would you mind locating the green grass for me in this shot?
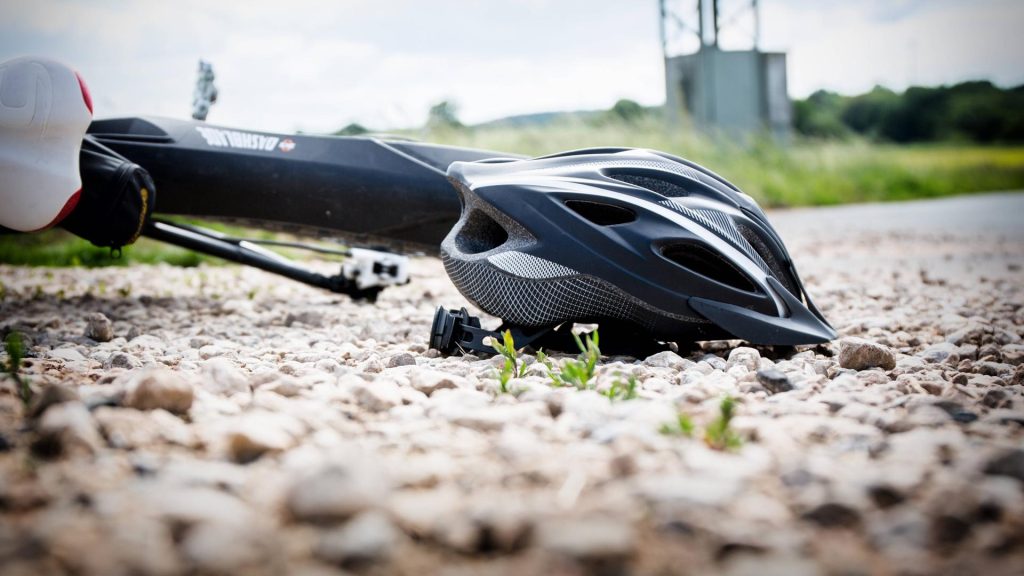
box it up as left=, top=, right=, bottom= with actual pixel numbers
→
left=704, top=396, right=742, bottom=451
left=0, top=219, right=339, bottom=268
left=422, top=116, right=1024, bottom=207
left=660, top=396, right=742, bottom=452
left=541, top=331, right=602, bottom=390
left=490, top=329, right=528, bottom=394
left=0, top=229, right=208, bottom=267
left=4, top=332, right=30, bottom=405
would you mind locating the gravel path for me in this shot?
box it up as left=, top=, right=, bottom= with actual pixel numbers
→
left=1, top=193, right=1022, bottom=576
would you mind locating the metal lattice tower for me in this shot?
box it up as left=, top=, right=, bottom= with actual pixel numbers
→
left=658, top=0, right=761, bottom=59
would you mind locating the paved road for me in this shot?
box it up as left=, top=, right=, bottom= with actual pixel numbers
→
left=770, top=191, right=1024, bottom=240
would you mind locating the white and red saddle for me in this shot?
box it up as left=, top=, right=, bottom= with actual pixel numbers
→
left=0, top=56, right=93, bottom=231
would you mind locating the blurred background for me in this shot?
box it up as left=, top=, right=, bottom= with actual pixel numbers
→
left=2, top=0, right=1023, bottom=265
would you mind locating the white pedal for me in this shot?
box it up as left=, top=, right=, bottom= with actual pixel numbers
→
left=0, top=57, right=93, bottom=231
left=343, top=248, right=410, bottom=290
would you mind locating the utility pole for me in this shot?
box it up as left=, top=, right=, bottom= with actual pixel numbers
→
left=697, top=0, right=705, bottom=46
left=752, top=0, right=760, bottom=49
left=711, top=0, right=720, bottom=48
left=658, top=0, right=668, bottom=63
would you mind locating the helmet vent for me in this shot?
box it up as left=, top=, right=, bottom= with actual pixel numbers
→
left=455, top=209, right=509, bottom=254
left=607, top=172, right=690, bottom=198
left=660, top=243, right=756, bottom=292
left=735, top=223, right=798, bottom=296
left=565, top=200, right=636, bottom=226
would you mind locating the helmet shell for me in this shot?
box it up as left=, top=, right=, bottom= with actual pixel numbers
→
left=440, top=148, right=835, bottom=345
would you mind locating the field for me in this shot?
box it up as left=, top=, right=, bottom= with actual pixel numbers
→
left=423, top=116, right=1024, bottom=206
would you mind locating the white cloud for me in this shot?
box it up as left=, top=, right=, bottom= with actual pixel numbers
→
left=759, top=0, right=1024, bottom=96
left=1, top=0, right=1021, bottom=133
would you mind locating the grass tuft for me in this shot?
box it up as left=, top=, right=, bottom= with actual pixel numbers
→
left=660, top=413, right=695, bottom=437
left=4, top=332, right=31, bottom=405
left=489, top=329, right=527, bottom=394
left=704, top=396, right=742, bottom=451
left=660, top=396, right=742, bottom=451
left=544, top=331, right=601, bottom=390
left=603, top=374, right=639, bottom=402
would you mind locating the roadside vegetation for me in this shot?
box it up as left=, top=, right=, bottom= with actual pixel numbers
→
left=420, top=90, right=1024, bottom=207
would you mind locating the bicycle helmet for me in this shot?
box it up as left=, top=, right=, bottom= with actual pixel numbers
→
left=431, top=147, right=835, bottom=355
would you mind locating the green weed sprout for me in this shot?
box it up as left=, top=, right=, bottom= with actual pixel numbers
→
left=546, top=331, right=602, bottom=389
left=490, top=329, right=527, bottom=394
left=4, top=332, right=31, bottom=405
left=704, top=396, right=742, bottom=451
left=660, top=413, right=695, bottom=437
left=604, top=373, right=639, bottom=401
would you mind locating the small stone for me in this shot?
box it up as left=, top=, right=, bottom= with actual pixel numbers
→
left=285, top=310, right=324, bottom=327
left=801, top=502, right=861, bottom=528
left=49, top=347, right=86, bottom=362
left=201, top=357, right=251, bottom=396
left=124, top=369, right=194, bottom=414
left=535, top=517, right=635, bottom=563
left=180, top=521, right=278, bottom=575
left=1001, top=344, right=1024, bottom=365
left=315, top=511, right=397, bottom=566
left=287, top=463, right=388, bottom=524
left=699, top=354, right=728, bottom=371
left=84, top=312, right=114, bottom=342
left=103, top=352, right=141, bottom=370
left=838, top=338, right=896, bottom=371
left=984, top=449, right=1024, bottom=482
left=198, top=345, right=229, bottom=360
left=930, top=514, right=971, bottom=547
left=643, top=350, right=690, bottom=370
left=945, top=324, right=986, bottom=346
left=94, top=407, right=194, bottom=449
left=756, top=369, right=793, bottom=394
left=386, top=353, right=417, bottom=368
left=409, top=370, right=464, bottom=396
left=954, top=344, right=978, bottom=360
left=225, top=412, right=301, bottom=463
left=726, top=347, right=761, bottom=372
left=975, top=361, right=1013, bottom=377
left=981, top=388, right=1009, bottom=409
left=27, top=384, right=79, bottom=419
left=33, top=402, right=103, bottom=457
left=919, top=342, right=957, bottom=364
left=345, top=377, right=402, bottom=412
left=262, top=375, right=303, bottom=398
left=867, top=484, right=905, bottom=508
left=126, top=325, right=143, bottom=340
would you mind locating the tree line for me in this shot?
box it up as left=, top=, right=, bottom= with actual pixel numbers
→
left=793, top=81, right=1024, bottom=143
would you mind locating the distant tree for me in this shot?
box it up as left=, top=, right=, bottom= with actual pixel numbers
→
left=793, top=90, right=848, bottom=138
left=336, top=123, right=369, bottom=136
left=427, top=100, right=463, bottom=129
left=841, top=86, right=898, bottom=136
left=880, top=86, right=947, bottom=142
left=608, top=99, right=646, bottom=123
left=792, top=81, right=1024, bottom=143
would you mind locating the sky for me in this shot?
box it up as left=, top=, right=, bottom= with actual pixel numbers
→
left=2, top=0, right=1022, bottom=133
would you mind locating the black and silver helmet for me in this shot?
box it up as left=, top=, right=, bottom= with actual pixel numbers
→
left=432, top=147, right=835, bottom=355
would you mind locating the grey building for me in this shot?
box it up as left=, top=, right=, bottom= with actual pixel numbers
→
left=660, top=0, right=791, bottom=137
left=665, top=47, right=791, bottom=138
